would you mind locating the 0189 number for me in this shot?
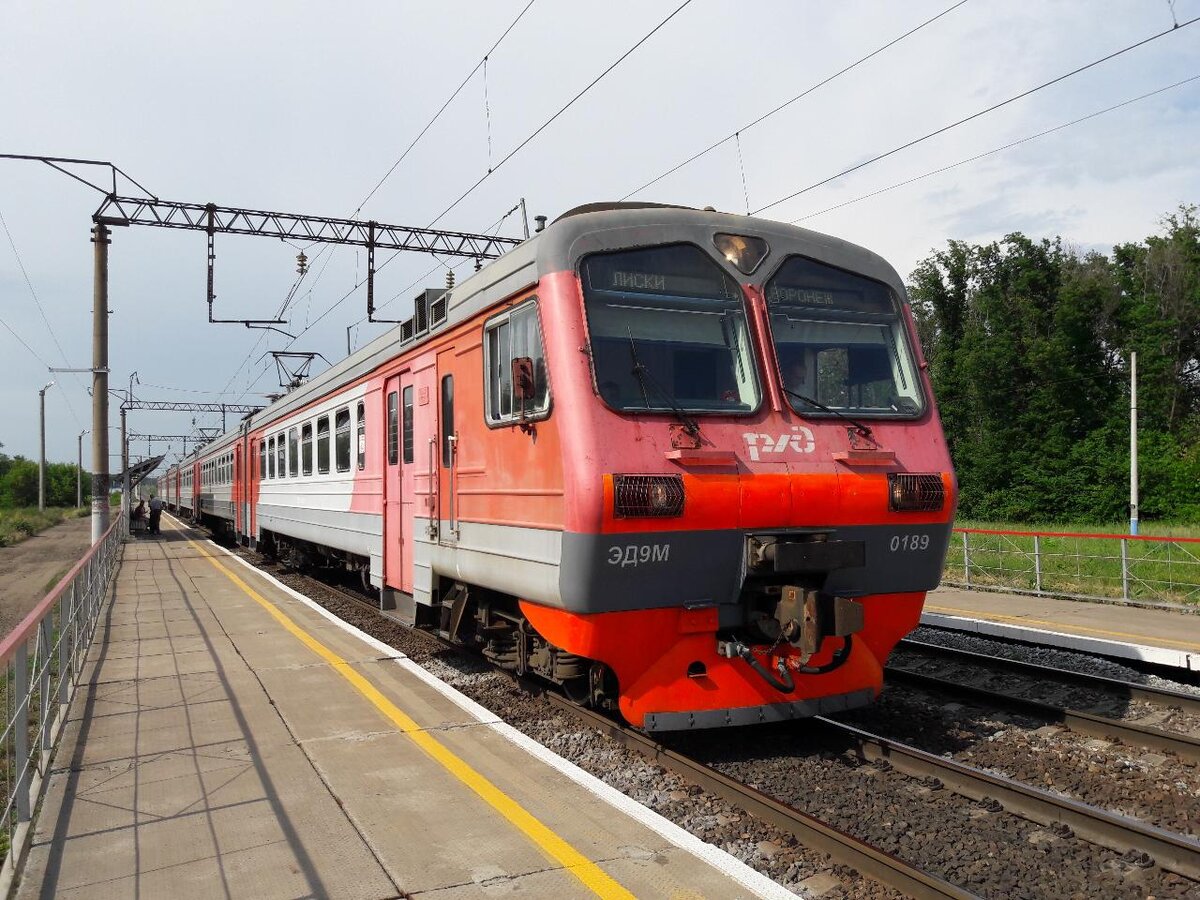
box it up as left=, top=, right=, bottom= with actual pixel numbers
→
left=889, top=533, right=930, bottom=552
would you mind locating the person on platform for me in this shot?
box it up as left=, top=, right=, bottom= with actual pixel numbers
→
left=148, top=494, right=164, bottom=535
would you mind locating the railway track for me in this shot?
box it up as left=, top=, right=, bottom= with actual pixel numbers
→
left=897, top=638, right=1200, bottom=716
left=545, top=693, right=976, bottom=900
left=886, top=650, right=1200, bottom=764
left=811, top=716, right=1200, bottom=881
left=264, top=561, right=1200, bottom=895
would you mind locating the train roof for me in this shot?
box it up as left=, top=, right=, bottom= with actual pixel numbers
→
left=171, top=203, right=906, bottom=461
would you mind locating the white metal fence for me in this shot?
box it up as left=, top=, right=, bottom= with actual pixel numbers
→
left=943, top=528, right=1200, bottom=607
left=0, top=517, right=123, bottom=891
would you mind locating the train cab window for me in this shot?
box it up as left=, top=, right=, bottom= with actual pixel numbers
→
left=259, top=441, right=266, bottom=479
left=356, top=401, right=366, bottom=470
left=441, top=375, right=454, bottom=466
left=276, top=435, right=285, bottom=480
left=483, top=300, right=550, bottom=425
left=580, top=245, right=761, bottom=414
left=317, top=416, right=330, bottom=474
left=267, top=438, right=275, bottom=479
left=402, top=386, right=414, bottom=464
left=302, top=423, right=313, bottom=475
left=765, top=256, right=924, bottom=417
left=288, top=428, right=299, bottom=477
left=387, top=392, right=398, bottom=466
left=335, top=408, right=351, bottom=473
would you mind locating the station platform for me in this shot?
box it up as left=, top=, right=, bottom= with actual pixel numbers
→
left=922, top=586, right=1200, bottom=671
left=17, top=517, right=792, bottom=900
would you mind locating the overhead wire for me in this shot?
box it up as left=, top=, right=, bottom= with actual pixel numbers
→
left=427, top=0, right=697, bottom=228
left=0, top=315, right=52, bottom=368
left=206, top=1, right=541, bottom=422
left=753, top=13, right=1200, bottom=216
left=351, top=0, right=537, bottom=219
left=0, top=206, right=84, bottom=428
left=618, top=0, right=972, bottom=201
left=790, top=73, right=1200, bottom=223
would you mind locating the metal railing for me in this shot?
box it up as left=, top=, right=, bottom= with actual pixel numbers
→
left=943, top=528, right=1200, bottom=607
left=0, top=517, right=123, bottom=892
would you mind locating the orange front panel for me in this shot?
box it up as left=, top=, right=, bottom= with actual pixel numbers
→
left=521, top=593, right=925, bottom=727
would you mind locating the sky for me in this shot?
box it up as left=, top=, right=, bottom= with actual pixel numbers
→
left=1, top=0, right=1198, bottom=471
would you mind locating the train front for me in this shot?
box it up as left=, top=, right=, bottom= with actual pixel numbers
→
left=522, top=205, right=956, bottom=730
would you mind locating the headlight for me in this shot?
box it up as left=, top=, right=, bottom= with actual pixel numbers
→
left=613, top=474, right=685, bottom=518
left=888, top=473, right=945, bottom=512
left=713, top=233, right=769, bottom=275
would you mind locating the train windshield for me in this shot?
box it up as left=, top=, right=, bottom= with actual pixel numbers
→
left=765, top=256, right=924, bottom=417
left=581, top=244, right=761, bottom=413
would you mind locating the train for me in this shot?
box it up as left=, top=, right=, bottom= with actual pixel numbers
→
left=161, top=202, right=956, bottom=731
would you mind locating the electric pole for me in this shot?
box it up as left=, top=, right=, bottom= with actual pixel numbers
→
left=1130, top=351, right=1139, bottom=536
left=77, top=429, right=88, bottom=508
left=38, top=380, right=54, bottom=510
left=91, top=223, right=110, bottom=542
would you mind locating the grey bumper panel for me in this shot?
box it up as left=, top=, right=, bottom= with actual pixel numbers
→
left=643, top=686, right=875, bottom=731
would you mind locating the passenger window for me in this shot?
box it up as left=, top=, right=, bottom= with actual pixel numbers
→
left=268, top=437, right=276, bottom=479
left=260, top=440, right=266, bottom=479
left=402, top=386, right=414, bottom=464
left=483, top=300, right=550, bottom=424
left=276, top=435, right=285, bottom=480
left=288, top=428, right=299, bottom=477
left=387, top=391, right=398, bottom=466
left=317, top=416, right=330, bottom=474
left=441, top=375, right=454, bottom=466
left=302, top=423, right=313, bottom=475
left=356, top=401, right=366, bottom=470
left=335, top=408, right=351, bottom=473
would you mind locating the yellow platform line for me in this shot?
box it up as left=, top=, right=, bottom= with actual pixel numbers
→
left=185, top=535, right=634, bottom=899
left=926, top=604, right=1200, bottom=652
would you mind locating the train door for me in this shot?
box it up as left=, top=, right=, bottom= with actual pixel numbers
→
left=383, top=375, right=404, bottom=589
left=436, top=347, right=458, bottom=546
left=234, top=441, right=243, bottom=538
left=248, top=437, right=258, bottom=542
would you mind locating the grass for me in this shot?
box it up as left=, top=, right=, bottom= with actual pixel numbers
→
left=955, top=519, right=1200, bottom=539
left=945, top=520, right=1200, bottom=606
left=0, top=508, right=88, bottom=548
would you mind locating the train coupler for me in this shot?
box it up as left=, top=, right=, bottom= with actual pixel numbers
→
left=777, top=586, right=863, bottom=663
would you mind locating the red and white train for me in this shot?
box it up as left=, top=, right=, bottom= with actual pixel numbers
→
left=162, top=203, right=956, bottom=730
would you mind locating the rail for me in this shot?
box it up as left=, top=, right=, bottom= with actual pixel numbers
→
left=943, top=528, right=1200, bottom=607
left=546, top=694, right=976, bottom=900
left=814, top=717, right=1200, bottom=881
left=0, top=517, right=123, bottom=892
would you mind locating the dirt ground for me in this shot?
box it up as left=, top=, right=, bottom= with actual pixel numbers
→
left=0, top=516, right=94, bottom=637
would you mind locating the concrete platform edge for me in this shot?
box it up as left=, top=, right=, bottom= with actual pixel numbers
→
left=215, top=543, right=801, bottom=900
left=920, top=611, right=1198, bottom=671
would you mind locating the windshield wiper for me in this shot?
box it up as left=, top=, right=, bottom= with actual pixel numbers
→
left=781, top=387, right=873, bottom=439
left=627, top=332, right=702, bottom=439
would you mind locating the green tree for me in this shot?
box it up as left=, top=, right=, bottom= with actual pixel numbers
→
left=908, top=227, right=1162, bottom=523
left=0, top=457, right=38, bottom=507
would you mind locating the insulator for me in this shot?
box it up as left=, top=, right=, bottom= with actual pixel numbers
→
left=474, top=257, right=482, bottom=272
left=446, top=270, right=455, bottom=289
left=296, top=251, right=308, bottom=275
